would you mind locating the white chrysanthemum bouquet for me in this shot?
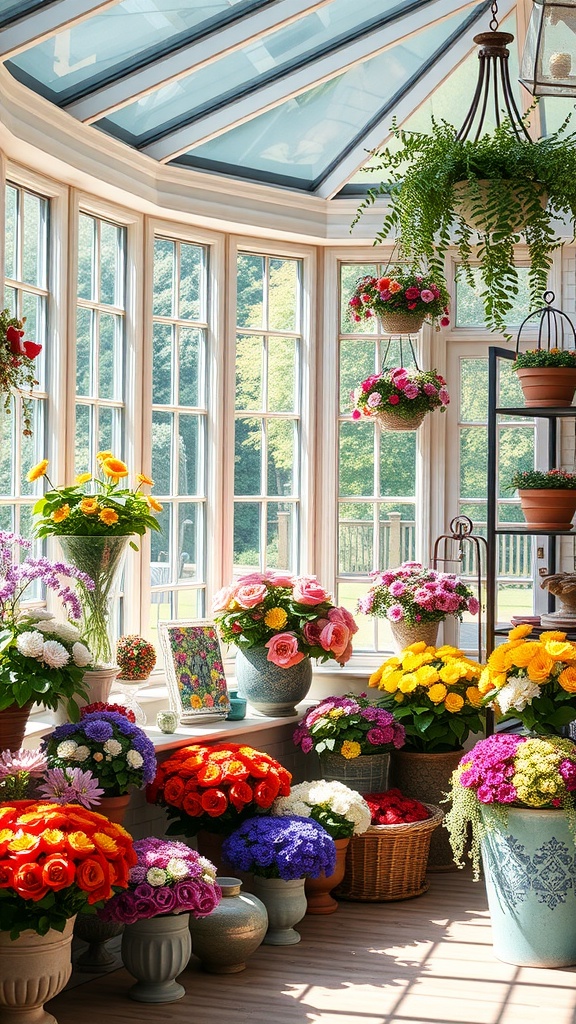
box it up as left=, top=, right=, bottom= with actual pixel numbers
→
left=271, top=779, right=372, bottom=839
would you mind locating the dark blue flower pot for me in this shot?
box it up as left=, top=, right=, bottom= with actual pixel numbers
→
left=234, top=648, right=312, bottom=717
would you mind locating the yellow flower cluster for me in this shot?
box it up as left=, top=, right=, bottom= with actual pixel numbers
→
left=512, top=736, right=575, bottom=808
left=478, top=624, right=576, bottom=697
left=369, top=642, right=482, bottom=715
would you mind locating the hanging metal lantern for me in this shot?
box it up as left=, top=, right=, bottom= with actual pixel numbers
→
left=515, top=290, right=576, bottom=352
left=520, top=0, right=576, bottom=96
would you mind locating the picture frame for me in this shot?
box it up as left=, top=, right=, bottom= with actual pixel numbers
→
left=158, top=619, right=231, bottom=722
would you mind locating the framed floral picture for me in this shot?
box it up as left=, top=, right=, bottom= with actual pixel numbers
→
left=158, top=620, right=230, bottom=722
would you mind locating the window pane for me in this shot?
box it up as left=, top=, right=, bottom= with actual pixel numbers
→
left=380, top=433, right=416, bottom=498
left=178, top=503, right=199, bottom=582
left=269, top=258, right=298, bottom=332
left=98, top=406, right=113, bottom=454
left=498, top=427, right=534, bottom=498
left=461, top=359, right=488, bottom=422
left=78, top=214, right=95, bottom=301
left=152, top=411, right=173, bottom=495
left=339, top=421, right=373, bottom=496
left=22, top=192, right=43, bottom=287
left=4, top=185, right=17, bottom=280
left=234, top=502, right=260, bottom=571
left=179, top=243, right=202, bottom=321
left=152, top=322, right=173, bottom=405
left=456, top=267, right=533, bottom=327
left=179, top=328, right=200, bottom=407
left=178, top=414, right=200, bottom=495
left=100, top=220, right=122, bottom=307
left=267, top=502, right=296, bottom=569
left=340, top=338, right=375, bottom=414
left=235, top=417, right=261, bottom=495
left=98, top=312, right=116, bottom=400
left=237, top=254, right=264, bottom=329
left=236, top=335, right=263, bottom=409
left=460, top=427, right=488, bottom=499
left=153, top=239, right=175, bottom=317
left=76, top=307, right=93, bottom=396
left=268, top=337, right=296, bottom=412
left=75, top=404, right=91, bottom=470
left=267, top=420, right=295, bottom=495
left=340, top=264, right=377, bottom=333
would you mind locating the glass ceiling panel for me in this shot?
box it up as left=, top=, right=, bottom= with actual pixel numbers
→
left=172, top=7, right=472, bottom=189
left=7, top=0, right=261, bottom=100
left=99, top=0, right=411, bottom=145
left=0, top=0, right=51, bottom=24
left=350, top=12, right=521, bottom=185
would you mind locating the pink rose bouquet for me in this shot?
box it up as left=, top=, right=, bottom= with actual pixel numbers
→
left=213, top=572, right=358, bottom=667
left=347, top=268, right=450, bottom=330
left=358, top=561, right=478, bottom=627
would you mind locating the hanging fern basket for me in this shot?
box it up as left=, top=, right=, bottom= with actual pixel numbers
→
left=452, top=179, right=548, bottom=234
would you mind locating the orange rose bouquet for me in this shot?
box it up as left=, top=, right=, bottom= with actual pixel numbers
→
left=0, top=800, right=136, bottom=938
left=148, top=742, right=292, bottom=837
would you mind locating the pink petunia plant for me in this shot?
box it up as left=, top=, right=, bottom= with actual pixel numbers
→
left=358, top=561, right=479, bottom=627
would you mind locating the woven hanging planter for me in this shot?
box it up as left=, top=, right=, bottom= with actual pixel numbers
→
left=334, top=803, right=444, bottom=901
left=380, top=312, right=426, bottom=335
left=373, top=408, right=427, bottom=431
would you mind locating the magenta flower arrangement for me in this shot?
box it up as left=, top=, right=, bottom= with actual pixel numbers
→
left=213, top=571, right=358, bottom=667
left=293, top=693, right=405, bottom=759
left=351, top=367, right=450, bottom=424
left=99, top=836, right=221, bottom=924
left=347, top=269, right=450, bottom=330
left=358, top=561, right=478, bottom=627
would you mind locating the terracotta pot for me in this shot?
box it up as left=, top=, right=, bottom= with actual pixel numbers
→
left=390, top=619, right=439, bottom=654
left=452, top=178, right=548, bottom=233
left=516, top=367, right=576, bottom=408
left=373, top=408, right=427, bottom=432
left=305, top=837, right=350, bottom=914
left=96, top=793, right=132, bottom=824
left=518, top=488, right=576, bottom=531
left=0, top=916, right=75, bottom=1024
left=0, top=703, right=33, bottom=752
left=379, top=311, right=425, bottom=335
left=389, top=748, right=464, bottom=869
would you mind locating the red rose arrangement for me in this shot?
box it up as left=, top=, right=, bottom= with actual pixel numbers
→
left=0, top=800, right=136, bottom=937
left=148, top=742, right=292, bottom=836
left=364, top=788, right=430, bottom=825
left=81, top=701, right=136, bottom=722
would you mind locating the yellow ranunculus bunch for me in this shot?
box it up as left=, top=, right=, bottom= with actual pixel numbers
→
left=369, top=642, right=485, bottom=752
left=29, top=452, right=162, bottom=542
left=477, top=624, right=576, bottom=735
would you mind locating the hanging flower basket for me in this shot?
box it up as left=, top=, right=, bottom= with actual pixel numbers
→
left=372, top=408, right=427, bottom=431
left=380, top=311, right=426, bottom=335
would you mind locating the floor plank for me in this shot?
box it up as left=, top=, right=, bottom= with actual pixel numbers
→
left=47, top=871, right=576, bottom=1024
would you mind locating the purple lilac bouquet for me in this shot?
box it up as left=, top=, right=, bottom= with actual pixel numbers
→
left=42, top=710, right=156, bottom=796
left=100, top=837, right=221, bottom=924
left=0, top=531, right=95, bottom=720
left=222, top=815, right=336, bottom=880
left=358, top=561, right=479, bottom=627
left=293, top=693, right=405, bottom=759
left=445, top=733, right=576, bottom=877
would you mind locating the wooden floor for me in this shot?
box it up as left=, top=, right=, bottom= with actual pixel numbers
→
left=47, top=871, right=576, bottom=1024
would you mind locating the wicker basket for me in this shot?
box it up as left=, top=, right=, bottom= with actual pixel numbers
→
left=319, top=751, right=390, bottom=794
left=390, top=619, right=439, bottom=652
left=373, top=408, right=427, bottom=432
left=380, top=311, right=426, bottom=335
left=335, top=803, right=444, bottom=902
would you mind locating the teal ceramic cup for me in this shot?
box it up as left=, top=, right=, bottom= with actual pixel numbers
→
left=227, top=692, right=247, bottom=721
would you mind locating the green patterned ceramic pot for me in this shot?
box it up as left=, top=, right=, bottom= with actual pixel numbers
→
left=480, top=806, right=576, bottom=967
left=234, top=648, right=312, bottom=717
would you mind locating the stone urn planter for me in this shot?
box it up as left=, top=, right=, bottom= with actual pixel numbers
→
left=0, top=916, right=75, bottom=1024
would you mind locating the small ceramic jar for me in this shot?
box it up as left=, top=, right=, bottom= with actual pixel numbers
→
left=156, top=710, right=180, bottom=733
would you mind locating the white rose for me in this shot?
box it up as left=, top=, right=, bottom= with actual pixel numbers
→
left=126, top=749, right=143, bottom=769
left=146, top=867, right=167, bottom=887
left=16, top=630, right=45, bottom=659
left=57, top=740, right=78, bottom=758
left=166, top=858, right=189, bottom=880
left=41, top=640, right=70, bottom=669
left=72, top=642, right=92, bottom=668
left=103, top=739, right=123, bottom=756
left=72, top=745, right=91, bottom=762
left=494, top=675, right=541, bottom=715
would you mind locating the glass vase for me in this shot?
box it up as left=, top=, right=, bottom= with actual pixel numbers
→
left=58, top=534, right=130, bottom=667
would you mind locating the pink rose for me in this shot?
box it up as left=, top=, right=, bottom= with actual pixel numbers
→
left=367, top=393, right=381, bottom=407
left=421, top=289, right=434, bottom=303
left=303, top=619, right=328, bottom=646
left=212, top=586, right=235, bottom=612
left=468, top=597, right=480, bottom=615
left=423, top=383, right=437, bottom=396
left=237, top=572, right=266, bottom=584
left=405, top=286, right=420, bottom=300
left=389, top=580, right=406, bottom=597
left=439, top=388, right=450, bottom=406
left=386, top=604, right=404, bottom=622
left=266, top=570, right=295, bottom=587
left=319, top=621, right=350, bottom=657
left=293, top=577, right=328, bottom=606
left=403, top=383, right=419, bottom=399
left=352, top=409, right=362, bottom=420
left=265, top=633, right=305, bottom=668
left=336, top=641, right=353, bottom=666
left=328, top=605, right=359, bottom=635
left=440, top=316, right=450, bottom=327
left=235, top=583, right=268, bottom=609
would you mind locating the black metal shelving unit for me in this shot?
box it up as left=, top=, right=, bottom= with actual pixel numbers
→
left=486, top=346, right=576, bottom=655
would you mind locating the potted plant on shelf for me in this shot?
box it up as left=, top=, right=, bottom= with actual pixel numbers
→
left=368, top=642, right=484, bottom=868
left=355, top=115, right=576, bottom=337
left=358, top=560, right=479, bottom=651
left=335, top=789, right=443, bottom=902
left=478, top=623, right=576, bottom=734
left=271, top=778, right=372, bottom=914
left=0, top=531, right=94, bottom=749
left=351, top=366, right=450, bottom=431
left=0, top=308, right=42, bottom=438
left=293, top=692, right=405, bottom=794
left=42, top=708, right=157, bottom=823
left=213, top=571, right=358, bottom=716
left=0, top=799, right=136, bottom=1024
left=510, top=467, right=576, bottom=530
left=444, top=733, right=576, bottom=967
left=347, top=267, right=450, bottom=335
left=30, top=454, right=161, bottom=673
left=511, top=347, right=576, bottom=407
left=99, top=836, right=221, bottom=1003
left=222, top=815, right=336, bottom=945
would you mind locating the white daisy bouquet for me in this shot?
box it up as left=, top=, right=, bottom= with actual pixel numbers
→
left=0, top=531, right=94, bottom=721
left=271, top=779, right=372, bottom=840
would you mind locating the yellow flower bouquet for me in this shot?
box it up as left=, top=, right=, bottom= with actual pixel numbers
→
left=477, top=624, right=576, bottom=735
left=369, top=642, right=485, bottom=752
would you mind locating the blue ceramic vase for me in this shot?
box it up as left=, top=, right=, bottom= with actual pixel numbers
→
left=480, top=806, right=576, bottom=967
left=234, top=648, right=312, bottom=717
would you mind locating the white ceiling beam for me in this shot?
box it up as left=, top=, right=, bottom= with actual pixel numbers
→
left=0, top=0, right=119, bottom=59
left=143, top=0, right=482, bottom=163
left=66, top=0, right=333, bottom=124
left=317, top=0, right=517, bottom=198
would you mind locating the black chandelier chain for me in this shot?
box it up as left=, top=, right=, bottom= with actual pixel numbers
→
left=490, top=0, right=499, bottom=32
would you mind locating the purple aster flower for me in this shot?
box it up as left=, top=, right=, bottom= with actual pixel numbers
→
left=83, top=720, right=114, bottom=742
